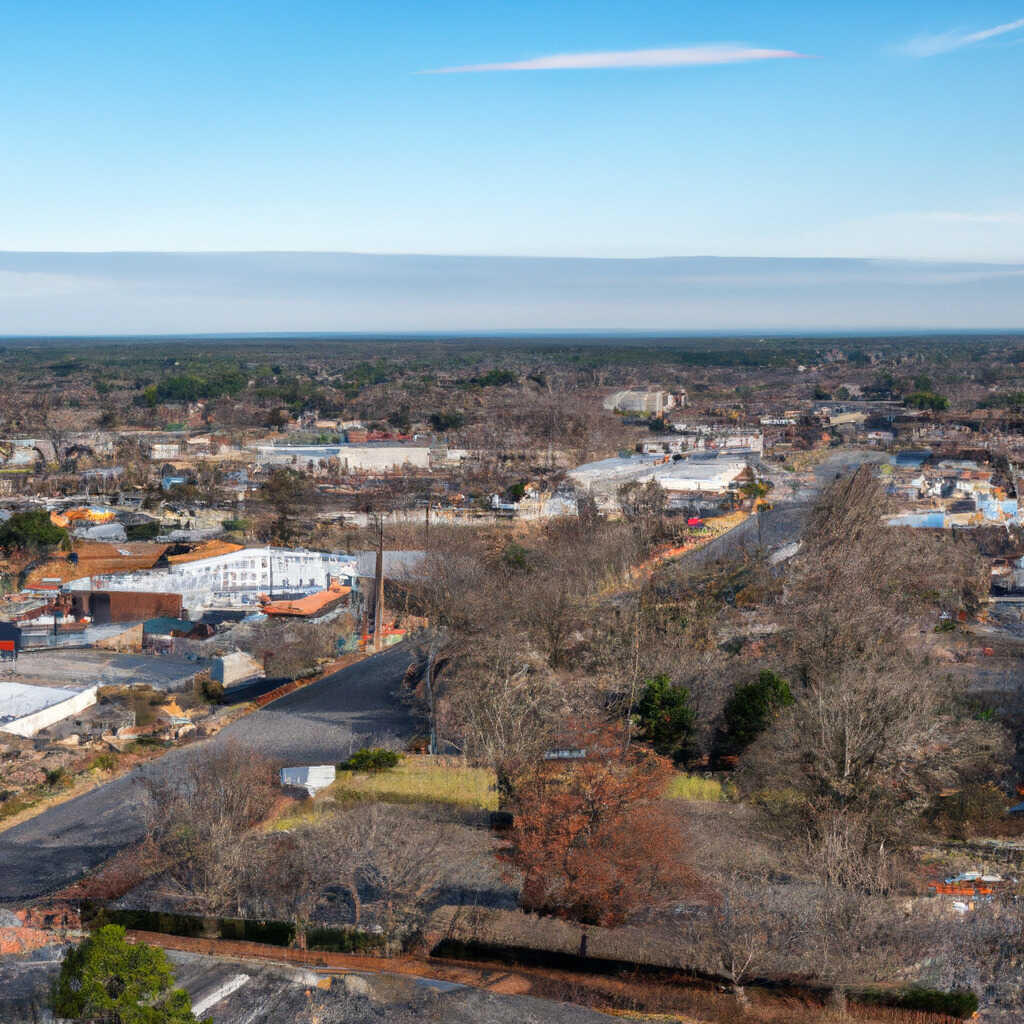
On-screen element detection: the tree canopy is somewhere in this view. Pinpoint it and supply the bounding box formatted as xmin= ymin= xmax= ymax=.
xmin=0 ymin=508 xmax=68 ymax=554
xmin=635 ymin=674 xmax=696 ymax=764
xmin=504 ymin=726 xmax=692 ymax=926
xmin=720 ymin=670 xmax=793 ymax=756
xmin=53 ymin=925 xmax=207 ymax=1024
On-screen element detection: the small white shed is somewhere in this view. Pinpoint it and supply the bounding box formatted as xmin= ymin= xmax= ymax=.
xmin=280 ymin=765 xmax=336 ymax=796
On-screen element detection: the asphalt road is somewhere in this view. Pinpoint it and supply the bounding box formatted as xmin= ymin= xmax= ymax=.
xmin=0 ymin=644 xmax=416 ymax=905
xmin=682 ymin=449 xmax=889 ymax=569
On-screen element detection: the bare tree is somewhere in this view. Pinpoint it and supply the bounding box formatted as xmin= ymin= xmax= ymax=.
xmin=142 ymin=744 xmax=278 ymax=915
xmin=324 ymin=804 xmax=494 ymax=938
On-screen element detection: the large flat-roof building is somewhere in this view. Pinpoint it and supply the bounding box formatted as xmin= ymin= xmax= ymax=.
xmin=602 ymin=389 xmax=684 ymax=417
xmin=0 ymin=681 xmax=98 ymax=737
xmin=569 ymin=453 xmax=749 ymax=509
xmin=251 ymin=443 xmax=460 ymax=473
xmin=63 ymin=546 xmax=358 ymax=615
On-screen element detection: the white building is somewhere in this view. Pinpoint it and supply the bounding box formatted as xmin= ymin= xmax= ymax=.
xmin=280 ymin=765 xmax=336 ymax=796
xmin=602 ymin=389 xmax=683 ymax=417
xmin=150 ymin=442 xmax=182 ymax=461
xmin=670 ymin=424 xmax=764 ymax=455
xmin=252 ymin=443 xmax=442 ymax=473
xmin=569 ymin=453 xmax=749 ymax=509
xmin=0 ymin=682 xmax=98 ymax=738
xmin=64 ymin=546 xmax=359 ymax=614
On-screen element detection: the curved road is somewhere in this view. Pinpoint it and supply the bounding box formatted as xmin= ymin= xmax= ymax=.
xmin=0 ymin=645 xmax=416 ymax=905
xmin=683 ymin=449 xmax=889 ymax=569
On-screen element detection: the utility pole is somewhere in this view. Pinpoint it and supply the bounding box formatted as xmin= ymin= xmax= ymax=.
xmin=373 ymin=515 xmax=384 ymax=652
xmin=424 ymin=632 xmax=439 ymax=755
xmin=424 ymin=500 xmax=430 ymax=550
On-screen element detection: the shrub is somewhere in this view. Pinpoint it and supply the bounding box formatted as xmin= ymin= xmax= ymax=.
xmin=196 ymin=674 xmax=224 ymax=704
xmin=126 ymin=522 xmax=161 ymax=541
xmin=635 ymin=675 xmax=696 ymax=764
xmin=719 ymin=670 xmax=793 ymax=756
xmin=90 ymin=753 xmax=118 ymax=773
xmin=0 ymin=795 xmax=33 ymax=820
xmin=306 ymin=926 xmax=385 ymax=953
xmin=857 ymin=986 xmax=978 ymax=1019
xmin=926 ymin=783 xmax=1009 ymax=839
xmin=339 ymin=748 xmax=401 ymax=772
xmin=0 ymin=509 xmax=68 ymax=554
xmin=44 ymin=767 xmax=67 ymax=787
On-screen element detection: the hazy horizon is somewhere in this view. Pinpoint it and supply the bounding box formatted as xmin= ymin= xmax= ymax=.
xmin=1 ymin=251 xmax=1022 ymax=335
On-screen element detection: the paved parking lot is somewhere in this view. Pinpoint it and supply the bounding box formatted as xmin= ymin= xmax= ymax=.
xmin=2 ymin=649 xmax=212 ymax=692
xmin=0 ymin=645 xmax=416 ymax=904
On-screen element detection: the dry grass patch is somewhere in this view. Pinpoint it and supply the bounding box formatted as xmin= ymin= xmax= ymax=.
xmin=331 ymin=757 xmax=498 ymax=810
xmin=665 ymin=774 xmax=727 ymax=802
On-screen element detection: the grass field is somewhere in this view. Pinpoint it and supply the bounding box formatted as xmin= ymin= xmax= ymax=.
xmin=270 ymin=761 xmax=724 ymax=832
xmin=331 ymin=757 xmax=498 ymax=809
xmin=270 ymin=757 xmax=499 ymax=828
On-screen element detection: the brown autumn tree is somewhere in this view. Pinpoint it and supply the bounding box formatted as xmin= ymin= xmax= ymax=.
xmin=503 ymin=725 xmax=693 ymax=926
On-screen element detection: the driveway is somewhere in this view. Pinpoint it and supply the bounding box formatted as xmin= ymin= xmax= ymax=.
xmin=0 ymin=645 xmax=416 ymax=904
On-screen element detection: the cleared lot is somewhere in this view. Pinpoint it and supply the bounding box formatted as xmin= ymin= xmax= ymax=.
xmin=2 ymin=649 xmax=212 ymax=692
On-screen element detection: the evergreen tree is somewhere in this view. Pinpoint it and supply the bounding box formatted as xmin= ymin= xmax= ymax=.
xmin=53 ymin=925 xmax=207 ymax=1024
xmin=635 ymin=674 xmax=696 ymax=764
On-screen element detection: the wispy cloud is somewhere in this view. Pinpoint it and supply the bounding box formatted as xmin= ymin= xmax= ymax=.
xmin=921 ymin=210 xmax=1024 ymax=225
xmin=422 ymin=45 xmax=809 ymax=74
xmin=901 ymin=16 xmax=1024 ymax=57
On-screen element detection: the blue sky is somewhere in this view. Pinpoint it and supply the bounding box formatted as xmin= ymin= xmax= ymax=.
xmin=2 ymin=0 xmax=1022 ymax=260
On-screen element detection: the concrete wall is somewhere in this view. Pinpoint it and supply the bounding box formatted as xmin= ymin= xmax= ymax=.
xmin=1 ymin=685 xmax=98 ymax=737
xmin=213 ymin=651 xmax=264 ymax=687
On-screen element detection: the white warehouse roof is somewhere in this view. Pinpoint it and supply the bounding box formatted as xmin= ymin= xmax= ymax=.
xmin=569 ymin=453 xmax=748 ymax=501
xmin=0 ymin=681 xmax=98 ymax=737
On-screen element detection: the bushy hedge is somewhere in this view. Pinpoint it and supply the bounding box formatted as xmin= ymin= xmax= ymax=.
xmin=219 ymin=917 xmax=294 ymax=946
xmin=338 ymin=748 xmax=401 ymax=772
xmin=857 ymin=986 xmax=979 ymax=1019
xmin=306 ymin=926 xmax=385 ymax=953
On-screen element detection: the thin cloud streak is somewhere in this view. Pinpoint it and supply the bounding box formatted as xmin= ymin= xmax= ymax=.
xmin=923 ymin=211 xmax=1024 ymax=225
xmin=902 ymin=16 xmax=1024 ymax=56
xmin=423 ymin=45 xmax=809 ymax=74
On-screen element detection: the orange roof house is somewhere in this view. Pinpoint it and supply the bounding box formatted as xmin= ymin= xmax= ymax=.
xmin=259 ymin=578 xmax=351 ymax=619
xmin=24 ymin=542 xmax=169 ymax=589
xmin=166 ymin=540 xmax=244 ymax=565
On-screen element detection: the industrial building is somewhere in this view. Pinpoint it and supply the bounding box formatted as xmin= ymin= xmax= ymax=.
xmin=568 ymin=452 xmax=750 ymax=508
xmin=63 ymin=546 xmax=359 ymax=615
xmin=250 ymin=442 xmax=462 ymax=473
xmin=602 ymin=389 xmax=684 ymax=417
xmin=0 ymin=681 xmax=98 ymax=738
